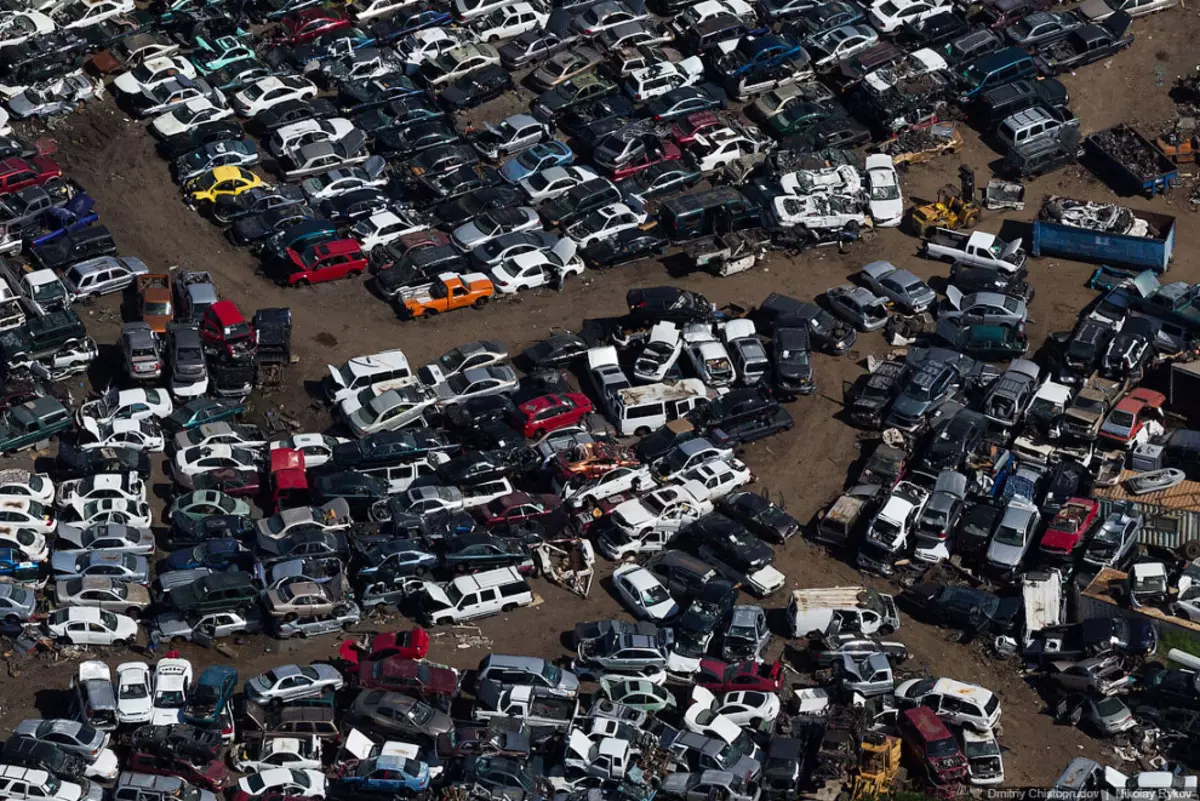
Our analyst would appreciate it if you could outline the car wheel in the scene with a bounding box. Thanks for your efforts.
[634,426,651,437]
[3,613,18,625]
[346,270,362,280]
[472,297,488,309]
[294,278,310,287]
[878,625,893,635]
[434,616,452,626]
[125,608,140,619]
[502,603,517,613]
[285,613,298,622]
[112,638,128,648]
[750,717,763,730]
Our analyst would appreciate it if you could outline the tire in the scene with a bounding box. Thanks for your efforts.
[502,603,517,613]
[294,278,310,287]
[415,567,426,577]
[346,270,362,280]
[878,625,894,636]
[3,614,18,625]
[749,717,763,730]
[1181,540,1200,561]
[125,608,140,619]
[634,426,651,437]
[112,638,128,648]
[285,613,298,622]
[472,297,488,309]
[424,308,439,316]
[434,616,451,626]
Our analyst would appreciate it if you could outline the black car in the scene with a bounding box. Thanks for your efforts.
[919,408,987,474]
[338,73,423,111]
[581,228,668,269]
[1,736,87,781]
[709,406,794,444]
[498,7,577,67]
[558,96,637,137]
[673,576,739,655]
[33,226,116,271]
[540,178,622,228]
[316,188,391,225]
[900,10,970,46]
[260,529,350,564]
[165,513,255,551]
[207,61,271,93]
[438,450,516,485]
[689,513,774,575]
[442,533,532,573]
[1040,458,1092,515]
[333,427,453,470]
[782,114,871,152]
[633,425,704,464]
[901,582,1021,634]
[621,160,701,199]
[419,164,502,201]
[956,502,1001,559]
[353,96,446,136]
[691,387,778,430]
[520,332,588,370]
[433,185,525,228]
[440,65,514,110]
[717,491,800,543]
[627,286,715,324]
[375,121,461,160]
[376,245,466,297]
[157,121,246,160]
[57,442,151,479]
[641,83,727,121]
[772,325,814,395]
[312,472,390,519]
[444,395,519,430]
[229,204,315,247]
[254,98,340,133]
[758,294,857,354]
[1146,669,1200,711]
[949,263,1034,302]
[212,184,307,225]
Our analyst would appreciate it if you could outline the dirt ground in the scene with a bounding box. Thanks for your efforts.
[1,6,1199,787]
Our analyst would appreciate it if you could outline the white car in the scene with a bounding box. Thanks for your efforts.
[58,473,146,509]
[807,24,879,68]
[52,0,134,29]
[692,127,771,173]
[174,422,267,452]
[174,445,260,488]
[78,387,173,429]
[81,419,166,453]
[623,56,704,102]
[136,76,214,116]
[349,0,415,19]
[150,96,234,139]
[55,522,155,554]
[566,202,649,248]
[611,562,680,621]
[236,769,327,799]
[44,606,139,646]
[300,162,388,202]
[350,208,433,252]
[0,11,54,48]
[0,498,53,533]
[343,387,437,437]
[679,458,753,503]
[231,738,323,773]
[864,153,903,227]
[57,498,153,529]
[489,239,585,293]
[115,662,153,724]
[560,464,654,509]
[473,2,549,41]
[605,481,713,545]
[113,56,198,96]
[232,75,318,118]
[399,28,465,71]
[244,663,345,705]
[866,0,951,32]
[419,43,501,87]
[269,434,348,469]
[894,677,1002,732]
[772,193,869,232]
[151,657,192,726]
[0,525,48,561]
[0,469,55,505]
[687,686,780,732]
[518,165,598,204]
[632,321,682,382]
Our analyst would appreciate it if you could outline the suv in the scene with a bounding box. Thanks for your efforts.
[167,571,259,615]
[244,701,341,740]
[897,708,968,789]
[1,737,87,781]
[982,358,1040,428]
[0,765,101,801]
[476,655,579,697]
[995,105,1078,151]
[642,550,721,599]
[419,566,534,626]
[973,76,1068,129]
[113,773,216,801]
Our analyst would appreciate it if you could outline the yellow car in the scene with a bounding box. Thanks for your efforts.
[185,165,262,206]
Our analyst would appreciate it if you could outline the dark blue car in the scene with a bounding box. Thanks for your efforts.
[184,665,238,726]
[163,538,250,572]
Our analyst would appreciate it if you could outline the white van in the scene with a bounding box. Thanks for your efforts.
[0,766,102,801]
[608,379,710,437]
[361,454,446,494]
[420,566,534,625]
[324,349,416,403]
[786,586,900,638]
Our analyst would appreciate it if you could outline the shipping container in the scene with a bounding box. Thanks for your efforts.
[1094,474,1200,553]
[1079,567,1200,649]
[1084,125,1180,198]
[1032,203,1175,273]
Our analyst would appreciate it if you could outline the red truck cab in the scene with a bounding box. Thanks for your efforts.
[513,393,594,438]
[899,707,968,794]
[1039,497,1100,560]
[285,238,368,286]
[200,300,257,359]
[0,156,61,195]
[337,628,431,671]
[280,6,350,44]
[270,447,309,512]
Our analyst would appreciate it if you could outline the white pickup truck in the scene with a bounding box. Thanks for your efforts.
[3,260,69,316]
[921,229,1026,273]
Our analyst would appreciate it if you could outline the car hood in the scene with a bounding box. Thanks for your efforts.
[987,539,1025,568]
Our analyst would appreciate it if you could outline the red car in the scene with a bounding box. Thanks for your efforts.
[696,658,785,692]
[279,7,350,44]
[338,627,430,670]
[1099,387,1166,447]
[285,238,368,286]
[1038,497,1099,560]
[611,140,683,181]
[514,393,594,438]
[128,751,232,791]
[0,156,61,195]
[480,491,565,529]
[200,300,257,359]
[670,111,729,143]
[359,655,459,701]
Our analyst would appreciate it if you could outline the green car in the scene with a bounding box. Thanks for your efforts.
[0,397,72,455]
[599,677,676,713]
[763,100,834,138]
[531,73,618,120]
[191,34,256,74]
[169,490,251,522]
[164,398,245,433]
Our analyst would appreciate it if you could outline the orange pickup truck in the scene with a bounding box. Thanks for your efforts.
[138,273,174,333]
[398,272,494,319]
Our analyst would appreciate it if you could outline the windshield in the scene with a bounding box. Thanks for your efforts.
[927,737,959,758]
[541,662,562,684]
[1106,410,1134,428]
[642,585,670,606]
[872,518,900,543]
[871,182,900,201]
[642,493,669,514]
[33,280,65,302]
[994,523,1024,547]
[144,301,172,316]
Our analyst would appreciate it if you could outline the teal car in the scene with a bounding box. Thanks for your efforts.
[169,490,252,521]
[191,35,257,74]
[599,677,676,713]
[0,397,72,455]
[184,665,238,726]
[163,398,245,433]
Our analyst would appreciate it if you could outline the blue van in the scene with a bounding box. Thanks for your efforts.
[958,46,1038,102]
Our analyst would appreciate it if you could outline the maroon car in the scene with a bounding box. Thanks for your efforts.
[128,751,232,791]
[479,492,567,533]
[359,656,460,703]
